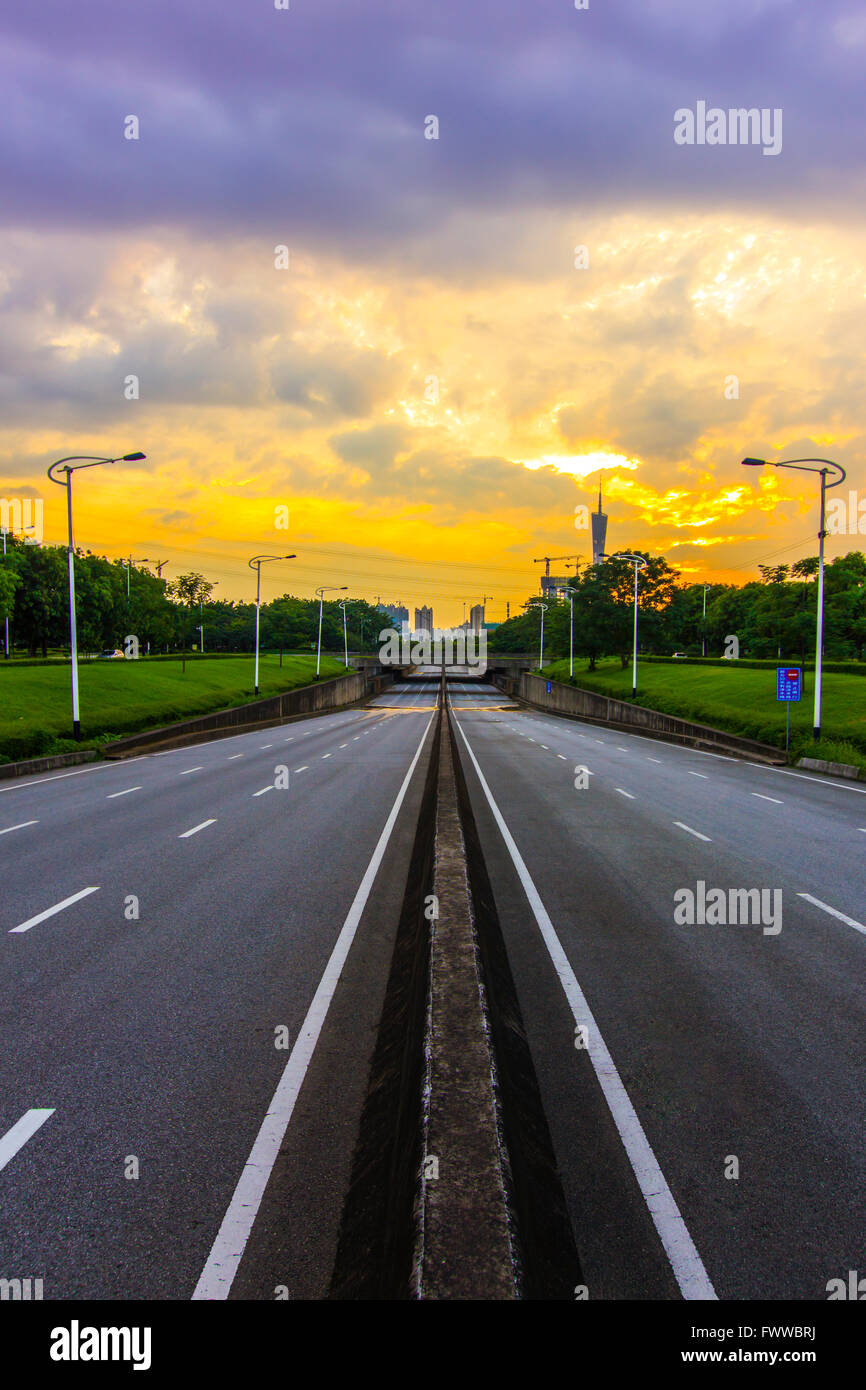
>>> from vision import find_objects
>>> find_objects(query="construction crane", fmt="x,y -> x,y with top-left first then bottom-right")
533,554 -> 580,577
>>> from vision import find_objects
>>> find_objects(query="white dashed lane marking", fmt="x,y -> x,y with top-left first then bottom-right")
797,893 -> 866,937
0,1109 -> 55,1172
179,820 -> 217,839
673,822 -> 712,843
9,886 -> 100,935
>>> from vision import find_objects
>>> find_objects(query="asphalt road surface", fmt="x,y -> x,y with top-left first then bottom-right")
450,682 -> 866,1300
0,704 -> 435,1299
3,673 -> 863,1301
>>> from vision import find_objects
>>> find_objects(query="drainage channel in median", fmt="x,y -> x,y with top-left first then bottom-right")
329,675 -> 582,1300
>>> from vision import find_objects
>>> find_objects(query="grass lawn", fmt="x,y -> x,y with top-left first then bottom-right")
0,652 -> 349,763
542,658 -> 866,768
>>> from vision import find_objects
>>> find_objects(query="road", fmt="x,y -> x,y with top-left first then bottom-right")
450,683 -> 866,1299
2,671 -> 864,1301
0,703 -> 435,1299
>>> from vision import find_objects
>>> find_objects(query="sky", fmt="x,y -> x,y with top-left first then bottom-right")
1,0 -> 864,625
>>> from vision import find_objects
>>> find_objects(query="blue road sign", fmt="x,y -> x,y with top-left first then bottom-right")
777,667 -> 802,701
546,680 -> 552,693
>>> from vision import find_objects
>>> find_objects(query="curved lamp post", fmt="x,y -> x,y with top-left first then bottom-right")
249,555 -> 295,695
47,452 -> 146,738
528,600 -> 548,670
315,585 -> 347,675
742,456 -> 846,740
338,597 -> 361,668
605,552 -> 647,700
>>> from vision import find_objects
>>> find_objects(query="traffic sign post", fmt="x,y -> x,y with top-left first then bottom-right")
777,667 -> 802,752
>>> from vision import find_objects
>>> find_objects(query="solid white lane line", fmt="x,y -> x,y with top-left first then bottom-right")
751,793 -> 783,804
179,820 -> 216,838
453,717 -> 716,1301
179,767 -> 204,776
688,772 -> 708,780
252,786 -> 274,797
294,766 -> 309,773
0,757 -> 150,793
0,820 -> 38,835
673,822 -> 712,843
9,886 -> 100,935
615,788 -> 635,799
0,1109 -> 55,1172
797,893 -> 866,936
193,713 -> 434,1301
106,787 -> 141,799
746,763 -> 866,795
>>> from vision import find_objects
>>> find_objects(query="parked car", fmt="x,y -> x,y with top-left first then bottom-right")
671,651 -> 687,659
98,648 -> 125,659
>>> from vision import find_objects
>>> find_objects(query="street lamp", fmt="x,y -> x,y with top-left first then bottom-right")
742,456 -> 846,739
338,598 -> 360,668
605,552 -> 648,700
248,556 -> 295,696
315,586 -> 347,675
528,600 -> 548,670
47,452 -> 146,739
199,580 -> 218,655
141,557 -> 169,578
1,527 -> 9,659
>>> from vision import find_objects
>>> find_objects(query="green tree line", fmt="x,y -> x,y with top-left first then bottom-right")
489,550 -> 866,667
0,536 -> 387,658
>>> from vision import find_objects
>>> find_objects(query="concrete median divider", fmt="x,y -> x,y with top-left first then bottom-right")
329,676 -> 582,1299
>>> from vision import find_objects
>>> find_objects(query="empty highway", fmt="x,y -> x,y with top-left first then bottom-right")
1,673 -> 863,1301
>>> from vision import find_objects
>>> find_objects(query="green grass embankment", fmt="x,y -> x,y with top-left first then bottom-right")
541,658 -> 866,770
0,653 -> 350,763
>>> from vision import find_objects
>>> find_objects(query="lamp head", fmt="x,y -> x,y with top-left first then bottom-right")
741,457 -> 766,467
121,452 -> 146,461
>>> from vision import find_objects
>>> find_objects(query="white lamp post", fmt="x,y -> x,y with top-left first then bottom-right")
249,555 -> 295,695
47,452 -> 146,738
606,552 -> 648,700
315,585 -> 347,675
742,456 -> 846,740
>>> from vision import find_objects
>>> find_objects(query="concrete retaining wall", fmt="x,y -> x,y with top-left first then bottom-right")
0,749 -> 97,780
104,670 -> 388,758
515,672 -> 786,763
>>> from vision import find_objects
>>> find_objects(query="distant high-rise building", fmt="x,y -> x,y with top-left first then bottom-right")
377,601 -> 409,630
541,576 -> 570,600
415,605 -> 433,634
591,478 -> 608,566
469,603 -> 485,632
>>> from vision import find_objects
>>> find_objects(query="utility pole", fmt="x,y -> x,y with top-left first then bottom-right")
702,583 -> 709,657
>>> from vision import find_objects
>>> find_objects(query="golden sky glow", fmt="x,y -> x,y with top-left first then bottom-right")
3,211 -> 864,625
